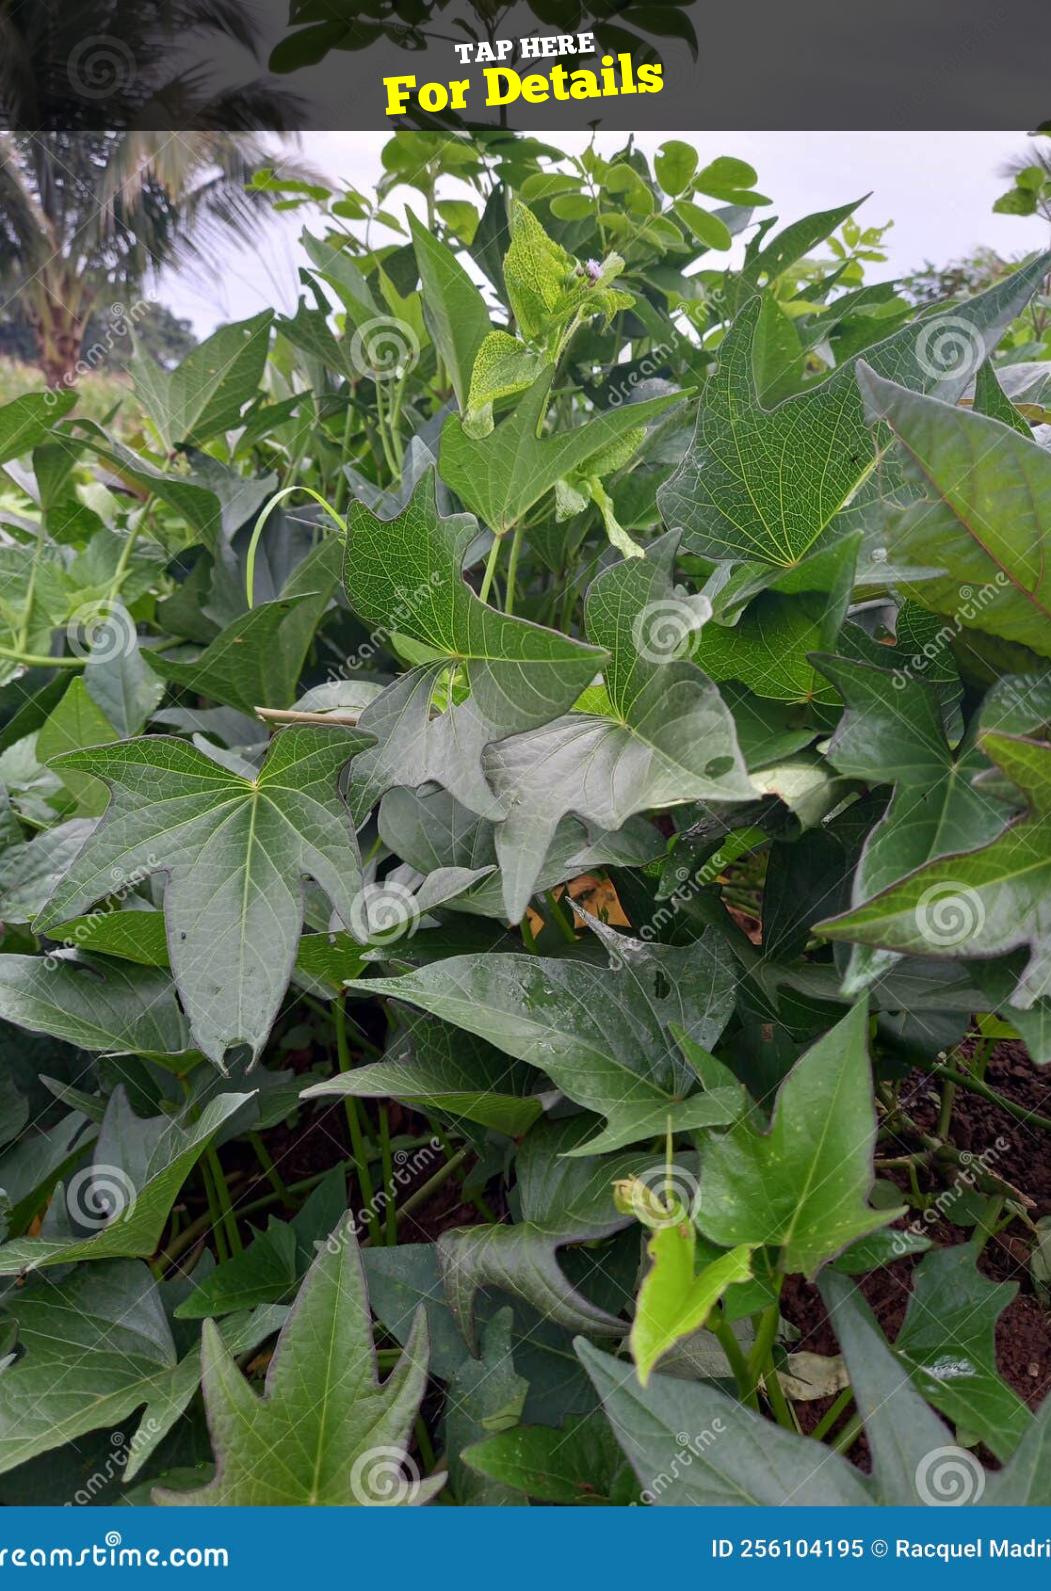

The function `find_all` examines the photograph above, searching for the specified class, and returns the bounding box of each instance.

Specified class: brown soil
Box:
[781,1036,1051,1460]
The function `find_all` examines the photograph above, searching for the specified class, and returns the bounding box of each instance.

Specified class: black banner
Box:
[1,0,1048,131]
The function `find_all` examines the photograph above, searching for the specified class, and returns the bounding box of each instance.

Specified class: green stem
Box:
[331,403,356,514]
[392,1148,467,1229]
[810,1386,855,1444]
[16,526,48,653]
[831,1413,864,1456]
[544,889,577,944]
[503,524,523,615]
[713,1314,758,1411]
[249,1131,289,1204]
[931,1061,1051,1134]
[205,1147,243,1256]
[199,1155,230,1264]
[764,1355,799,1432]
[104,509,146,612]
[379,1105,397,1245]
[478,534,502,606]
[973,1195,1006,1258]
[245,486,347,610]
[0,644,84,670]
[333,996,381,1244]
[746,1303,781,1403]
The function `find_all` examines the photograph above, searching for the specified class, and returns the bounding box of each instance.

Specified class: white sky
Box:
[157,130,1051,336]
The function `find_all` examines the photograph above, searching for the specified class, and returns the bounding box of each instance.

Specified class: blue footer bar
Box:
[2,1509,1051,1586]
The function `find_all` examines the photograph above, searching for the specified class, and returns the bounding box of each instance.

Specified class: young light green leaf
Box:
[440,370,677,534]
[631,1224,754,1384]
[35,726,373,1067]
[155,1216,444,1506]
[696,1000,900,1275]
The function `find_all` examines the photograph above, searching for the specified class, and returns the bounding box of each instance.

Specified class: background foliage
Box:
[0,129,1049,1508]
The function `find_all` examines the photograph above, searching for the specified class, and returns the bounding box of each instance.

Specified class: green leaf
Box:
[463,1413,638,1505]
[304,1017,544,1136]
[35,726,373,1067]
[0,953,193,1059]
[893,1244,1031,1461]
[436,1118,637,1350]
[84,617,165,739]
[659,253,1049,565]
[66,423,275,553]
[654,140,698,197]
[148,538,342,715]
[813,652,1012,991]
[343,471,605,735]
[973,360,1031,436]
[348,924,737,1139]
[348,663,505,823]
[673,200,732,251]
[631,1224,753,1384]
[440,370,677,534]
[818,1274,973,1505]
[155,1216,444,1506]
[0,1086,250,1274]
[130,313,273,449]
[0,1258,282,1480]
[484,538,754,919]
[463,331,550,437]
[37,678,118,816]
[43,908,169,967]
[577,1339,872,1505]
[696,1001,900,1275]
[857,363,1051,657]
[174,1219,299,1319]
[445,1309,528,1504]
[408,211,491,411]
[819,732,1051,1009]
[0,390,76,465]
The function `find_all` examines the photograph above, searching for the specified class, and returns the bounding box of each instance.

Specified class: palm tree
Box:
[0,131,309,387]
[0,1,314,387]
